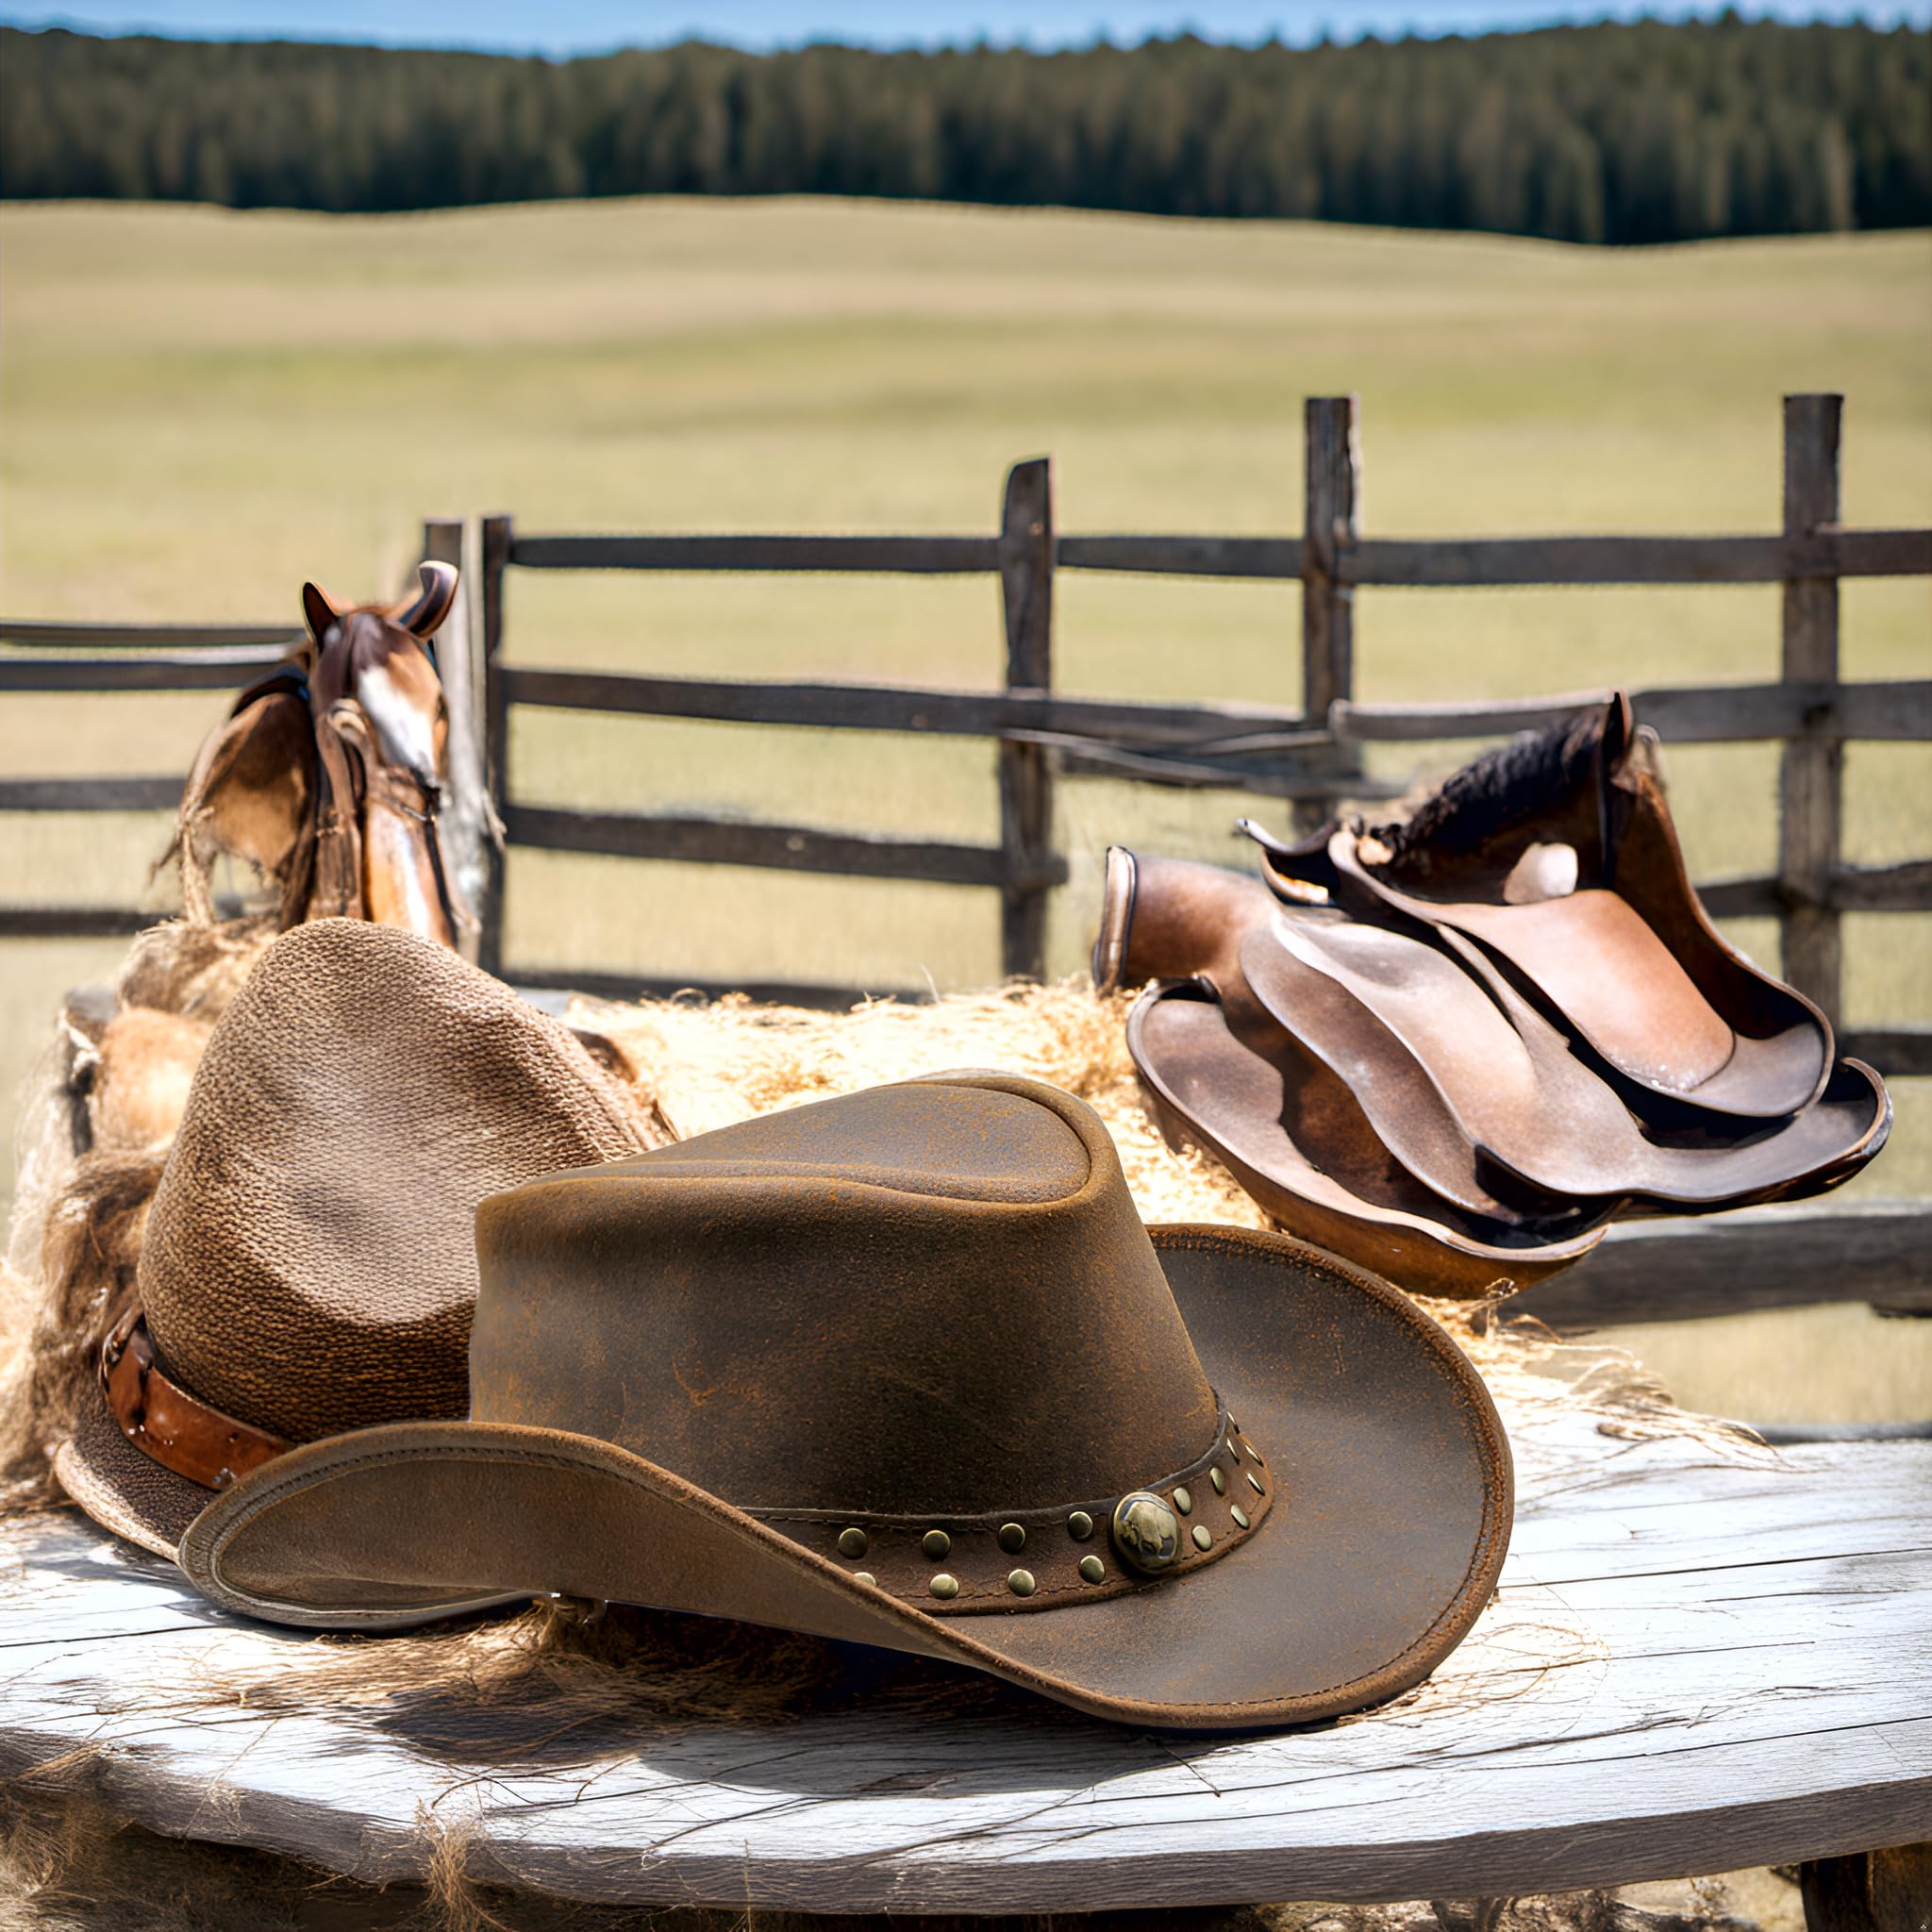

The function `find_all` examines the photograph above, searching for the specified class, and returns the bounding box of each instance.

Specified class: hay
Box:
[0,921,278,1512]
[581,978,1271,1231]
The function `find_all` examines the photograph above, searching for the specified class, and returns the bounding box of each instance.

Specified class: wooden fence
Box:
[3,391,1931,1333]
[4,392,1929,1074]
[418,393,1932,1063]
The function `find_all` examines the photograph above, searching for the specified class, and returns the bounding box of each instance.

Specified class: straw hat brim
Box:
[173,1225,1510,1731]
[55,1388,217,1561]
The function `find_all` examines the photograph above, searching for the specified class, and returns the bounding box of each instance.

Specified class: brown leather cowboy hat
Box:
[55,917,659,1561]
[177,1075,1512,1732]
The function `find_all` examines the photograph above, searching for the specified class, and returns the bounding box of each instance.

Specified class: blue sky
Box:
[3,0,1924,51]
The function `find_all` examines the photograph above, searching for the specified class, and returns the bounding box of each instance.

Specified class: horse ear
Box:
[302,582,345,642]
[1603,691,1634,766]
[393,560,458,639]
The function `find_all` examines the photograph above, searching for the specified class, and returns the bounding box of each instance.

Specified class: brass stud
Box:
[1173,1485,1192,1515]
[837,1526,869,1558]
[922,1529,952,1559]
[1230,1504,1251,1530]
[929,1573,960,1600]
[1247,1442,1264,1466]
[854,1573,876,1588]
[1209,1466,1225,1495]
[1078,1555,1106,1584]
[998,1523,1027,1555]
[1067,1510,1094,1541]
[1246,1471,1265,1495]
[1111,1491,1182,1576]
[1008,1568,1037,1597]
[1191,1524,1212,1552]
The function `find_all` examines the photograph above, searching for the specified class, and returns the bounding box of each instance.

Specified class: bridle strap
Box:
[100,1309,290,1491]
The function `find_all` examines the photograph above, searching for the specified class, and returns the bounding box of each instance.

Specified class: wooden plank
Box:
[1830,858,1932,913]
[503,803,1061,891]
[1298,396,1362,834]
[0,620,300,648]
[1056,535,1299,577]
[1662,678,1931,742]
[474,665,1932,757]
[1799,1845,1932,1929]
[1692,874,1784,919]
[499,665,1325,745]
[490,526,1932,589]
[1779,393,1846,1025]
[0,648,289,692]
[1841,1027,1932,1079]
[1757,1422,1932,1444]
[1334,678,1932,745]
[1695,859,1932,919]
[2,1414,1925,1910]
[508,534,1000,574]
[1052,744,1406,802]
[514,970,928,1011]
[422,518,492,967]
[1520,1200,1932,1329]
[997,458,1056,980]
[0,907,162,938]
[1341,526,1931,587]
[1301,395,1359,728]
[1806,528,1928,576]
[478,513,512,980]
[0,776,182,812]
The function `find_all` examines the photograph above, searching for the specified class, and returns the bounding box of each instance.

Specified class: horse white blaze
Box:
[355,658,441,788]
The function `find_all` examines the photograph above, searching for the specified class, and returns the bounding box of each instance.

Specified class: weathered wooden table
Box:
[2,1400,1925,1918]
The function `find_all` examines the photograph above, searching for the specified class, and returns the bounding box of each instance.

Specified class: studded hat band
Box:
[100,1309,291,1492]
[756,1403,1274,1614]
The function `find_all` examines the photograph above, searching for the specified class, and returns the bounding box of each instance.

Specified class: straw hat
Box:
[56,918,655,1558]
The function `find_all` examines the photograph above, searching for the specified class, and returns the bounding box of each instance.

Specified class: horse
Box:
[168,562,468,947]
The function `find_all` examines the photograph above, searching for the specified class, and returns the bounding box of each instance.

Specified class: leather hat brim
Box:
[175,1227,1511,1732]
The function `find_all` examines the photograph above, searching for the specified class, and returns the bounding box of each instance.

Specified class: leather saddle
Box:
[1096,697,1890,1300]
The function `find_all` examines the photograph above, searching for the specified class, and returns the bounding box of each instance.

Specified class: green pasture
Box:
[1,197,1928,1415]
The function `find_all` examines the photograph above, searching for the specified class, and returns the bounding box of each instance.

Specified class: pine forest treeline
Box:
[2,20,1927,244]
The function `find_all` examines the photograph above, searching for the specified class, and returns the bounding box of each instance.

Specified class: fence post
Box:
[477,513,513,980]
[1300,395,1362,833]
[420,517,491,965]
[998,458,1055,981]
[1778,394,1843,1024]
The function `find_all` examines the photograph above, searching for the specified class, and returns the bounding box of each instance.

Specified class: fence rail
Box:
[4,392,1929,1076]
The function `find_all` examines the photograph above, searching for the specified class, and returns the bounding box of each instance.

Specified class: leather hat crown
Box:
[180,1074,1512,1730]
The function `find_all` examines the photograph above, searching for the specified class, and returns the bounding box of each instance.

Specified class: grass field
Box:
[2,196,1928,1417]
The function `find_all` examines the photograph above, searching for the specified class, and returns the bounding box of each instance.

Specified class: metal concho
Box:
[1110,1490,1182,1576]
